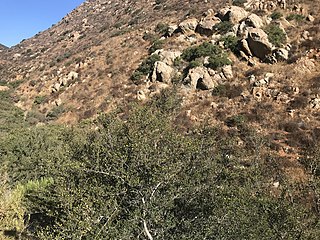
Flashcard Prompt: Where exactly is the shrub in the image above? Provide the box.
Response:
[33,95,48,105]
[214,21,233,34]
[188,60,202,69]
[270,11,283,20]
[212,84,243,98]
[131,54,161,83]
[219,35,239,53]
[155,22,169,36]
[232,0,246,7]
[181,42,221,61]
[207,52,231,69]
[46,105,65,121]
[265,24,286,47]
[225,114,246,127]
[149,39,164,54]
[1,101,317,239]
[182,42,231,70]
[286,14,305,22]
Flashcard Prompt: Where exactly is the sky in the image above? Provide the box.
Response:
[0,0,85,47]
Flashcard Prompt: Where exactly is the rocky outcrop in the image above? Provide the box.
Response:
[154,50,181,66]
[247,28,273,60]
[244,14,264,28]
[178,18,198,33]
[151,61,175,83]
[217,6,249,24]
[184,67,216,90]
[196,16,221,36]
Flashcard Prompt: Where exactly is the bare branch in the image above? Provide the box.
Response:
[143,220,153,240]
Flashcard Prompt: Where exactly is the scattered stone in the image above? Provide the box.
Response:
[306,14,315,22]
[240,39,253,57]
[167,24,179,36]
[52,82,61,93]
[252,87,264,100]
[54,98,62,106]
[68,71,79,81]
[310,96,320,109]
[137,90,147,101]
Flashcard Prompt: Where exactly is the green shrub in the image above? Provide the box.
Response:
[46,105,65,121]
[149,39,164,54]
[188,60,202,69]
[182,42,231,70]
[181,42,221,61]
[270,11,283,20]
[226,114,246,127]
[131,54,161,83]
[219,35,239,53]
[232,0,246,7]
[207,52,231,69]
[33,95,47,105]
[1,101,318,239]
[155,22,169,35]
[265,24,286,47]
[286,14,305,22]
[214,21,233,34]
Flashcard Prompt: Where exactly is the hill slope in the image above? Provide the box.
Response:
[0,0,320,239]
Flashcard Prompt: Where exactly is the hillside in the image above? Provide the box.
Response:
[0,0,320,239]
[0,0,318,175]
[0,43,8,51]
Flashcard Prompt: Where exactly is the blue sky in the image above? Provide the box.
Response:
[0,0,84,47]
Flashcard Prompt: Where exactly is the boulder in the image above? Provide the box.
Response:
[167,24,179,36]
[217,6,249,24]
[244,14,264,28]
[306,15,315,22]
[0,86,9,91]
[178,18,198,33]
[52,83,61,93]
[68,71,79,81]
[137,90,147,101]
[247,28,272,60]
[196,16,221,36]
[154,49,181,65]
[184,67,216,90]
[222,65,233,80]
[274,48,289,61]
[239,39,252,56]
[151,61,174,83]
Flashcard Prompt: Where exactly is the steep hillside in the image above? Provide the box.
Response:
[0,0,226,123]
[0,0,318,157]
[1,0,320,238]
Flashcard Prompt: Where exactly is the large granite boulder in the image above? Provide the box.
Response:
[247,28,273,60]
[151,61,175,83]
[179,18,198,33]
[217,6,249,24]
